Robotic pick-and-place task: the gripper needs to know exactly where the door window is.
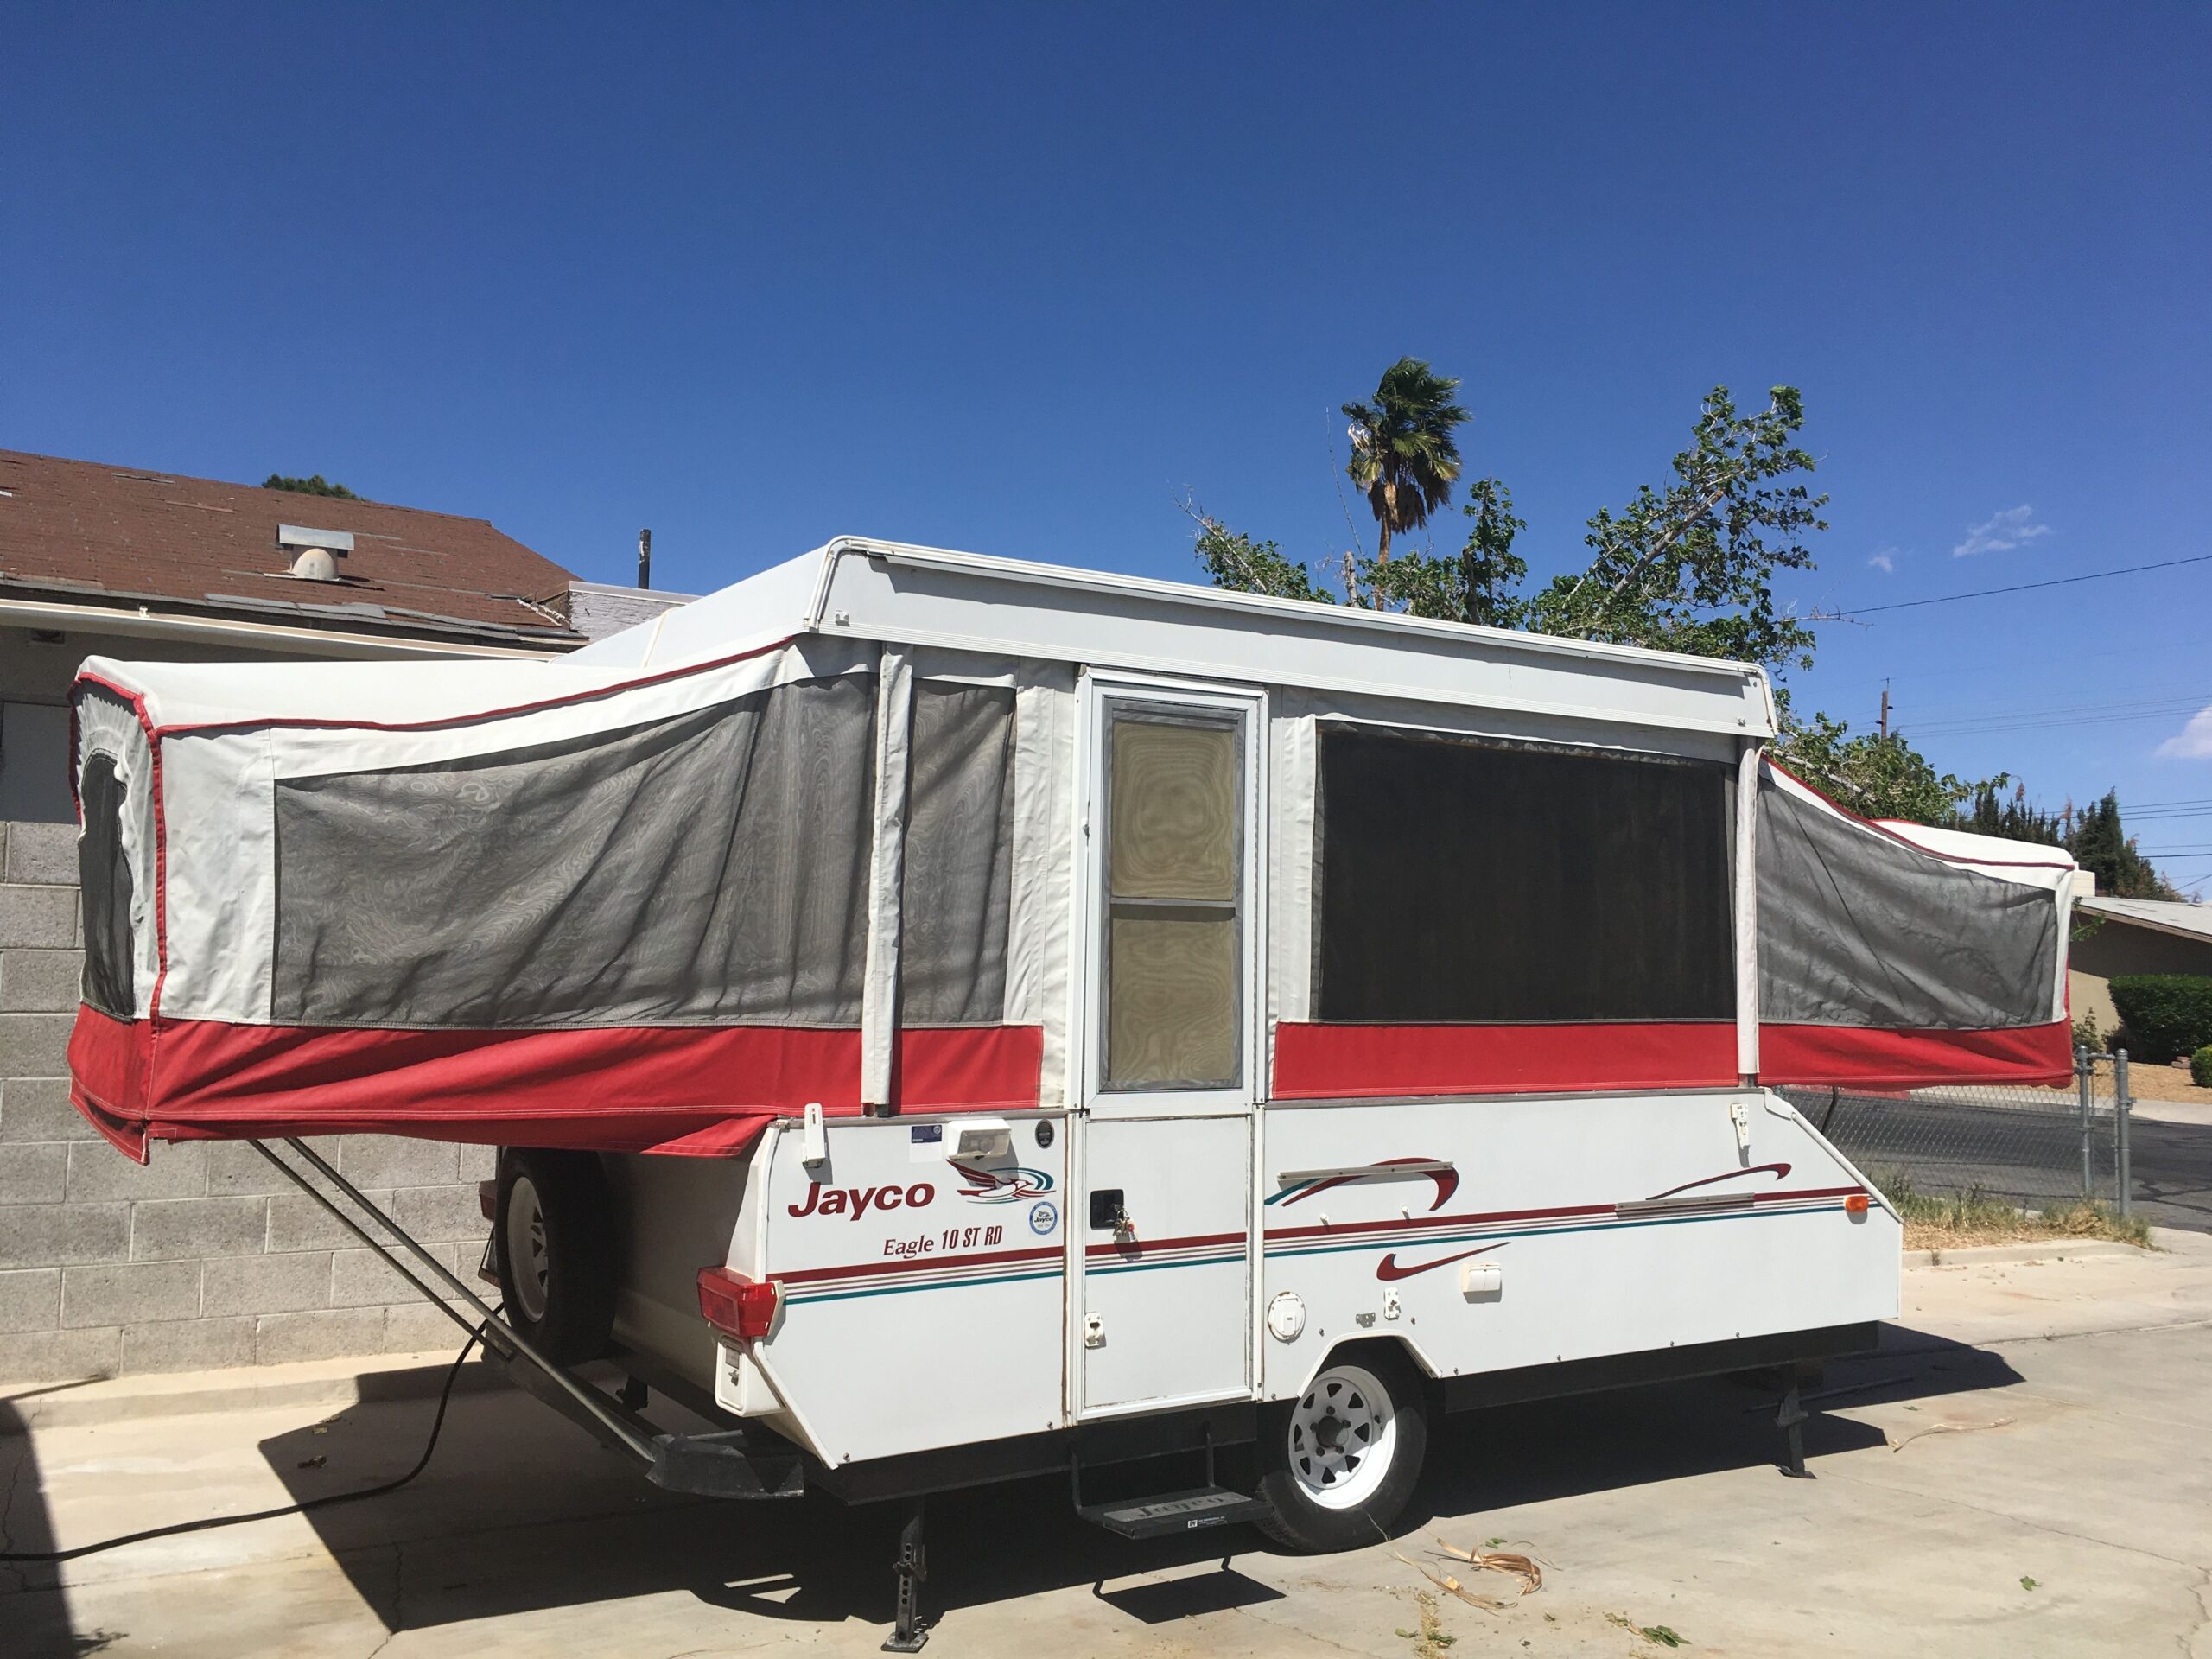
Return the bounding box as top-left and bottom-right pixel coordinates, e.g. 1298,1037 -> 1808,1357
1102,709 -> 1243,1090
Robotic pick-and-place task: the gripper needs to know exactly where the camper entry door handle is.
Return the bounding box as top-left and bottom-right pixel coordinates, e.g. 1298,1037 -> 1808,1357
1090,1190 -> 1136,1241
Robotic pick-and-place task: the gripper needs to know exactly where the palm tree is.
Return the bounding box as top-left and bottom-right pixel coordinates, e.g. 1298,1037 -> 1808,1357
1342,358 -> 1470,565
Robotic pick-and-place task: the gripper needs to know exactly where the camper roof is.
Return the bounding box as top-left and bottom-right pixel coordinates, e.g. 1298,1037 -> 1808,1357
574,538 -> 1776,740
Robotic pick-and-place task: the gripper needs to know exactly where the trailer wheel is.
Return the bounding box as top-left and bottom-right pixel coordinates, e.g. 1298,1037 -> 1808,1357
1255,1349 -> 1427,1552
493,1149 -> 618,1365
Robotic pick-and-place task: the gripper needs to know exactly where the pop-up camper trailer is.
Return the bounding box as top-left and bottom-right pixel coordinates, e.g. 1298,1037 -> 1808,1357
66,538 -> 2074,1642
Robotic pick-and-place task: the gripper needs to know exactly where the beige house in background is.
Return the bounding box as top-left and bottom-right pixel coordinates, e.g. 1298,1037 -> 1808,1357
2068,894 -> 2212,1033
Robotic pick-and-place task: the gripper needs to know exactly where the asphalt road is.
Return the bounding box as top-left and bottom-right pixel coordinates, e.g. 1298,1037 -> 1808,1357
1787,1086 -> 2212,1232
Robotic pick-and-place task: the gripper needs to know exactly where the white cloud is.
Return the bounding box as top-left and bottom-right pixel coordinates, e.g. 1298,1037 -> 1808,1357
1953,504 -> 2052,557
2158,706 -> 2212,760
1867,549 -> 1896,574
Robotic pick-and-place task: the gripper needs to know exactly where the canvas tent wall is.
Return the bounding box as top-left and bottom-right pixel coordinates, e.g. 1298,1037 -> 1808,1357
66,538 -> 2075,1159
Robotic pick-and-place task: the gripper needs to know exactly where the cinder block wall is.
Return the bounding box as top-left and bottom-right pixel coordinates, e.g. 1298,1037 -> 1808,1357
0,820 -> 493,1382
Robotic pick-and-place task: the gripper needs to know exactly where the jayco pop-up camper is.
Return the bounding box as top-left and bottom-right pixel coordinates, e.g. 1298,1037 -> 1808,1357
66,538 -> 2075,1646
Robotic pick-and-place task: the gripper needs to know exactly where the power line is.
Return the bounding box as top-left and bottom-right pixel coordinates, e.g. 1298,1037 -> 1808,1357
1841,552 -> 2212,618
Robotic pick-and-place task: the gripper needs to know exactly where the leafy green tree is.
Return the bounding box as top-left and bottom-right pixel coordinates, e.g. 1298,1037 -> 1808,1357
1961,780 -> 2067,844
2067,791 -> 2180,899
1185,500 -> 1334,604
1342,358 -> 1469,566
1769,705 -> 1996,824
1365,478 -> 1529,626
1528,386 -> 1827,674
264,473 -> 359,499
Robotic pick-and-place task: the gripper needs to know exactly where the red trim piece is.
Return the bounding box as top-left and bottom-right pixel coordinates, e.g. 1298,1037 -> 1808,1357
1758,1020 -> 2073,1090
1270,1021 -> 1738,1100
63,1012 -> 1042,1158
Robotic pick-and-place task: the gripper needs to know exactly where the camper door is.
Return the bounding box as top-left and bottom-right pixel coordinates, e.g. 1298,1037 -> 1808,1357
1070,674 -> 1264,1418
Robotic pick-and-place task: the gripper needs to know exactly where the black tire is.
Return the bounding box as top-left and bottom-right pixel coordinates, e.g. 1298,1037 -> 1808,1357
493,1148 -> 619,1365
1255,1346 -> 1428,1552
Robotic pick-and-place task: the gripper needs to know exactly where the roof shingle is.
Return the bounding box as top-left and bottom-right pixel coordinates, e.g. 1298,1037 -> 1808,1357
0,449 -> 583,648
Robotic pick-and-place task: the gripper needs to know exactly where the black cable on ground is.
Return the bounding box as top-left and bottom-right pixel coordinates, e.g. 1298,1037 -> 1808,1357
0,1313 -> 492,1565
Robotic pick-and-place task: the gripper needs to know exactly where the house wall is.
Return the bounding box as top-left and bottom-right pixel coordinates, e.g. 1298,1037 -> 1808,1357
2068,917 -> 2212,1037
2,622 -> 302,823
0,818 -> 488,1382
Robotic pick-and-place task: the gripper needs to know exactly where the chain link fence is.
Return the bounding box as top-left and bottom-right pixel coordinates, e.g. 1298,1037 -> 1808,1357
1783,1050 -> 2134,1218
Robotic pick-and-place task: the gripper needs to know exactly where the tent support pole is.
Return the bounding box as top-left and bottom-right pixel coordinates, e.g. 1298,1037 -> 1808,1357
250,1138 -> 660,1466
1733,741 -> 1762,1083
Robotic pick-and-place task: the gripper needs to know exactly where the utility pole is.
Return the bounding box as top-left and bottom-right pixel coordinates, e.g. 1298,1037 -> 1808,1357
1878,681 -> 1891,740
637,528 -> 652,591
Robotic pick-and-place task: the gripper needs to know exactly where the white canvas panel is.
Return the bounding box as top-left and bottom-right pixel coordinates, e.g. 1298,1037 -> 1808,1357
908,646 -> 1020,688
257,638 -> 870,781
157,728 -> 276,1022
79,652 -> 611,732
1276,683 -> 1741,766
1006,664 -> 1074,1106
1267,709 -> 1317,1033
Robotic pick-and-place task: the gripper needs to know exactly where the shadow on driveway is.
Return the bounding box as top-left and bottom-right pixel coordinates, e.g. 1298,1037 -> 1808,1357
240,1322 -> 2021,1643
2,1382 -> 124,1659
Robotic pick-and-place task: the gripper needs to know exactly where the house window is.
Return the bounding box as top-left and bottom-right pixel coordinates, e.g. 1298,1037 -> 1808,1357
1314,724 -> 1734,1023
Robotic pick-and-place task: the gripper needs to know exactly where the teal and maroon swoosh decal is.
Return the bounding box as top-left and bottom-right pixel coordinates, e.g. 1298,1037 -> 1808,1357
1268,1156 -> 1459,1212
771,1169 -> 1869,1303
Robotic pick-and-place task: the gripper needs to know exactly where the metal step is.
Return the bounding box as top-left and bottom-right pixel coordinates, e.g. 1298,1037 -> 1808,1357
1076,1485 -> 1274,1539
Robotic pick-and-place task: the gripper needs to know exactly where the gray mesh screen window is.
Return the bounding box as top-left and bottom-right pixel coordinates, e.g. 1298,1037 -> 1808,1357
1757,779 -> 2057,1029
1315,724 -> 1734,1023
273,676 -> 876,1028
77,753 -> 137,1020
899,682 -> 1015,1025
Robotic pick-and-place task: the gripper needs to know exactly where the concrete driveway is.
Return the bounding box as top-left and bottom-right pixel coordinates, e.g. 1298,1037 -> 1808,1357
5,1234 -> 2210,1658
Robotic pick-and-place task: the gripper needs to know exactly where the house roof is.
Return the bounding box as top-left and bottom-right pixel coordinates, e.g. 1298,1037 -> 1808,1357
2079,896 -> 2212,945
0,449 -> 584,651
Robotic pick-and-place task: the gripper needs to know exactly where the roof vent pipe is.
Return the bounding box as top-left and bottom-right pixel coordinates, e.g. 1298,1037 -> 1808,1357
638,528 -> 652,590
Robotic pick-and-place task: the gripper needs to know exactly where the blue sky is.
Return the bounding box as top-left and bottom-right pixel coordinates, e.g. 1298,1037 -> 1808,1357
5,6 -> 2208,886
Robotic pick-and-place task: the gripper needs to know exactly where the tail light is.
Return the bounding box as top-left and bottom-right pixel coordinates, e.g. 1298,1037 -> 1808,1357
697,1267 -> 783,1341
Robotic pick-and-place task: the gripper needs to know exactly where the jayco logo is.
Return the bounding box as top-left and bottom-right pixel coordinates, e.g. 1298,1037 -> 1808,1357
787,1181 -> 937,1220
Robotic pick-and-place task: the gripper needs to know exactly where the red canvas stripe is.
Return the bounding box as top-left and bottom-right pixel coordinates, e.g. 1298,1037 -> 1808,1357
1271,1021 -> 1738,1100
1758,1020 -> 2072,1090
65,1014 -> 1042,1158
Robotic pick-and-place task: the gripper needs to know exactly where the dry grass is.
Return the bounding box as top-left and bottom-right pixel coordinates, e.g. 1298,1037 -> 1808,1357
2125,1058 -> 2212,1106
1883,1173 -> 2152,1251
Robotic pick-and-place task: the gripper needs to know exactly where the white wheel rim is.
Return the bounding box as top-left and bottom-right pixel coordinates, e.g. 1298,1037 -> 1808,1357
505,1175 -> 550,1322
1288,1361 -> 1397,1510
